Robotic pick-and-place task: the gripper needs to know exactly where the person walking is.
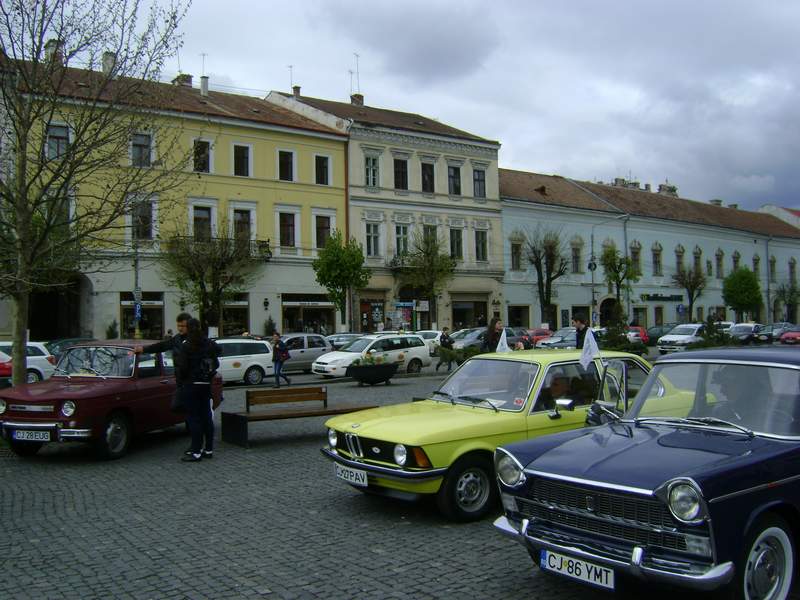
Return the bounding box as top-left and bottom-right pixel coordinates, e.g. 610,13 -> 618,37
572,316 -> 588,350
271,331 -> 291,388
436,326 -> 454,372
174,318 -> 220,462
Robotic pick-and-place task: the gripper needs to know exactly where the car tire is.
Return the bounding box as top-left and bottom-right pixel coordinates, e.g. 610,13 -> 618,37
9,440 -> 43,457
244,366 -> 264,386
95,411 -> 132,460
26,369 -> 42,383
729,514 -> 795,600
436,453 -> 497,522
406,358 -> 423,374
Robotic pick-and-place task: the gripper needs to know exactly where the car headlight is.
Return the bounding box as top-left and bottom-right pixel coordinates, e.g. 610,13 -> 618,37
0,399 -> 6,414
393,444 -> 407,466
61,400 -> 76,417
668,482 -> 703,522
495,449 -> 526,487
327,428 -> 338,448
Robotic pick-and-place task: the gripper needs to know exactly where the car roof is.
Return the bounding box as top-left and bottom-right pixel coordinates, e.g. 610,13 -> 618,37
476,349 -> 646,362
216,338 -> 269,344
73,339 -> 161,348
657,346 -> 800,367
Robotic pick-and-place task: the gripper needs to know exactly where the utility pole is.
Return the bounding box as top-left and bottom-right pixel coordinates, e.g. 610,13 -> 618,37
132,235 -> 142,339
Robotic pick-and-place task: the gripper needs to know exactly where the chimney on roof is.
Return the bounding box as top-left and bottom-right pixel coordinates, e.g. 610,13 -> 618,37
644,183 -> 651,192
658,182 -> 678,197
613,177 -> 625,187
102,51 -> 116,76
292,85 -> 301,99
172,73 -> 193,87
729,203 -> 738,210
710,199 -> 723,206
351,93 -> 364,106
45,39 -> 65,64
200,75 -> 209,97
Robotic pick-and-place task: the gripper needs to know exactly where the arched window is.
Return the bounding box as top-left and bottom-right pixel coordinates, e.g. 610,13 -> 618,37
716,249 -> 725,279
651,242 -> 663,276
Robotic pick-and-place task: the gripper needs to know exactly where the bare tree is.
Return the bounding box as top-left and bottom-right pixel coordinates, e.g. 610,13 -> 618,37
0,0 -> 191,384
774,282 -> 799,322
160,221 -> 272,334
671,267 -> 707,323
600,244 -> 639,303
523,227 -> 568,326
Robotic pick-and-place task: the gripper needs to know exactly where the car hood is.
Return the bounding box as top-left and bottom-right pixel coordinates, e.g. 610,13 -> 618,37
0,376 -> 135,401
659,334 -> 698,342
315,351 -> 361,364
508,423 -> 784,498
326,400 -> 522,446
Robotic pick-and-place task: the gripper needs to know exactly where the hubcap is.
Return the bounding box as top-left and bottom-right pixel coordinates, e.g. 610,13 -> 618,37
106,419 -> 127,453
746,537 -> 785,600
26,372 -> 39,383
455,468 -> 489,512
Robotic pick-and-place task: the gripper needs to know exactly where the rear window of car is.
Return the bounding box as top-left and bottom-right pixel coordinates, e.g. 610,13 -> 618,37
241,342 -> 269,355
406,336 -> 424,348
0,343 -> 44,357
419,332 -> 436,339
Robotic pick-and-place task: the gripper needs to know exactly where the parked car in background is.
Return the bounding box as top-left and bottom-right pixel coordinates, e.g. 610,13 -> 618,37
451,327 -> 529,351
494,347 -> 800,599
281,333 -> 333,373
0,341 -> 56,383
627,325 -> 649,344
757,322 -> 793,344
45,337 -> 95,362
714,320 -> 734,333
779,325 -> 800,344
215,337 -> 273,385
323,349 -> 651,521
526,328 -> 553,345
313,333 -> 431,378
645,323 -> 678,346
0,341 -> 223,459
414,330 -> 442,356
727,322 -> 765,345
536,327 -> 576,349
0,350 -> 11,389
325,333 -> 362,351
657,323 -> 705,354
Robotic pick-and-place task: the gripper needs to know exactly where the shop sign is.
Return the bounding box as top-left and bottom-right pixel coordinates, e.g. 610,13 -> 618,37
395,302 -> 414,307
120,300 -> 164,306
640,294 -> 683,302
282,301 -> 335,307
415,300 -> 429,312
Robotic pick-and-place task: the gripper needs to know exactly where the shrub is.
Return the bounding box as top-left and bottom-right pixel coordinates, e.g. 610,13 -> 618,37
105,319 -> 119,339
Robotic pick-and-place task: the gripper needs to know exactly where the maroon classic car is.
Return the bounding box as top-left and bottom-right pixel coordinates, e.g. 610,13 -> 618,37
0,341 -> 222,459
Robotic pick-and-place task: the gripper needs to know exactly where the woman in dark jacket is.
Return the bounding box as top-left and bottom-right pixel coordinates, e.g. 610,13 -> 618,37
271,332 -> 291,388
481,318 -> 504,353
177,318 -> 220,462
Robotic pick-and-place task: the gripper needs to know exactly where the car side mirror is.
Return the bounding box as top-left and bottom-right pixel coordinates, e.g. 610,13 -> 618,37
556,398 -> 575,411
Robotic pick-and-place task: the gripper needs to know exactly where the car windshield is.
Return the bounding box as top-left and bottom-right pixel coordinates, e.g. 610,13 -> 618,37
340,338 -> 373,352
434,358 -> 539,412
730,325 -> 753,334
57,346 -> 136,377
631,362 -> 800,436
551,327 -> 573,339
449,329 -> 473,340
669,325 -> 698,336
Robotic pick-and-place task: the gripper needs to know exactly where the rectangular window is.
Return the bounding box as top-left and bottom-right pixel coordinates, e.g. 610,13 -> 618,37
450,228 -> 463,260
279,213 -> 295,247
654,306 -> 664,326
366,223 -> 380,257
393,159 -> 408,190
694,253 -> 702,272
365,156 -> 379,188
279,150 -> 294,181
421,163 -> 435,193
732,255 -> 740,271
652,251 -> 662,276
791,261 -> 797,284
475,230 -> 488,262
448,166 -> 461,195
510,242 -> 522,271
46,124 -> 69,159
315,156 -> 329,185
707,260 -> 713,277
395,224 -> 408,256
753,257 -> 760,278
675,252 -> 684,273
193,140 -> 210,173
132,201 -> 153,240
193,206 -> 212,241
423,224 -> 437,243
473,169 -> 486,198
770,259 -> 777,282
315,215 -> 331,248
571,247 -> 581,273
716,255 -> 724,279
233,209 -> 251,240
131,133 -> 151,167
234,145 -> 250,177
630,248 -> 641,275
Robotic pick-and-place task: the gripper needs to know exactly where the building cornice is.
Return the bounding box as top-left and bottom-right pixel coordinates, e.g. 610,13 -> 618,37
351,126 -> 498,159
350,196 -> 501,217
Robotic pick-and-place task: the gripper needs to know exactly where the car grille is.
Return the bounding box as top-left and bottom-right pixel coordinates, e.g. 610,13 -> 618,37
520,476 -> 705,554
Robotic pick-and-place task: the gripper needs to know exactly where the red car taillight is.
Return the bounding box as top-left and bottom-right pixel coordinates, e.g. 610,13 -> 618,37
0,361 -> 11,376
47,355 -> 56,365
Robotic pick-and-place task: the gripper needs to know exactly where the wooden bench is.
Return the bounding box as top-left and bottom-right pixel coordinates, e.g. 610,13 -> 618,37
220,386 -> 377,448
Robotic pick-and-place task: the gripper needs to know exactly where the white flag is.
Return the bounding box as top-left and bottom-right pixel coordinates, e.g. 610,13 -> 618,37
496,327 -> 512,353
579,328 -> 600,369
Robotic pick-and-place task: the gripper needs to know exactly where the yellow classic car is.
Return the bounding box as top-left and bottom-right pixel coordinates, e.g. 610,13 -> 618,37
321,349 -> 651,521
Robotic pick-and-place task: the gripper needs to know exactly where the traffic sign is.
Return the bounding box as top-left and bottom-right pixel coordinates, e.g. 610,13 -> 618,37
134,302 -> 142,319
133,287 -> 142,302
587,261 -> 597,271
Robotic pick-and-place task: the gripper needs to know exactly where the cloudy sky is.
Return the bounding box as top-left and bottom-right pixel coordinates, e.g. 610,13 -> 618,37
166,0 -> 800,210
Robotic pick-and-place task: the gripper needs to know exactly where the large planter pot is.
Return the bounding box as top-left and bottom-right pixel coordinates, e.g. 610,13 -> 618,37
345,363 -> 399,386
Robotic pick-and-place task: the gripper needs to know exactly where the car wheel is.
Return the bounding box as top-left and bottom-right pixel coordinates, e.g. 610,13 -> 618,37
436,454 -> 497,522
10,440 -> 43,457
731,514 -> 795,600
406,358 -> 423,374
244,366 -> 264,386
95,412 -> 132,460
26,369 -> 42,384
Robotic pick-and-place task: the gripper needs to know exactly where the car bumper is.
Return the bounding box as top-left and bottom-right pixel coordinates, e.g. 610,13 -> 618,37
0,419 -> 93,440
312,364 -> 347,377
658,345 -> 688,353
493,516 -> 733,591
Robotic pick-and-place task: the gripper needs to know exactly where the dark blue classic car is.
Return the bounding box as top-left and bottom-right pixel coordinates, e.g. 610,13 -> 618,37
494,348 -> 800,600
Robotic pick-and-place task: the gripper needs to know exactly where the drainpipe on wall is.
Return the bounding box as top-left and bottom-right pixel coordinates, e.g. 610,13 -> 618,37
344,138 -> 352,333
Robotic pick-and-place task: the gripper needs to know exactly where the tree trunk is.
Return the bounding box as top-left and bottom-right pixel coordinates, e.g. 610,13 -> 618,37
11,289 -> 30,387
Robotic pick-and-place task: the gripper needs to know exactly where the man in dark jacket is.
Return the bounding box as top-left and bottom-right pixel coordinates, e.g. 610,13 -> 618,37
573,316 -> 588,350
134,312 -> 192,376
436,327 -> 454,372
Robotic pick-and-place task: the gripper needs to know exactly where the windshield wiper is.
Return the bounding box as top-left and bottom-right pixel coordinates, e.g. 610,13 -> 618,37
79,365 -> 107,379
53,366 -> 71,379
458,395 -> 499,413
432,390 -> 456,405
683,416 -> 754,438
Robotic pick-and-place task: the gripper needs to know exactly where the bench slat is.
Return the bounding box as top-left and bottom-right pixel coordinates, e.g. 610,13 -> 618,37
237,404 -> 377,421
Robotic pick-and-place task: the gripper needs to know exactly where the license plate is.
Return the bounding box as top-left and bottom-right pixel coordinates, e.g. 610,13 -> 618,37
334,463 -> 367,487
12,430 -> 51,442
540,550 -> 614,589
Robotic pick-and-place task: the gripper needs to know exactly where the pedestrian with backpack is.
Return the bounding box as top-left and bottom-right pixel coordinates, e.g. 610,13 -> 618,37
175,318 -> 220,462
271,331 -> 291,388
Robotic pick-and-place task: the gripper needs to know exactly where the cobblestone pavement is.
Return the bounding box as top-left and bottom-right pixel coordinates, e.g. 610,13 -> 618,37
0,370 -> 772,600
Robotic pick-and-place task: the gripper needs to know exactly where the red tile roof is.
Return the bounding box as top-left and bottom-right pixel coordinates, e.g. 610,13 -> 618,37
788,208 -> 800,218
500,168 -> 800,239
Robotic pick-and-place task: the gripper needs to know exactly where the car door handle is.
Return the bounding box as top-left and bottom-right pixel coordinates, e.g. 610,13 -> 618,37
160,379 -> 170,384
